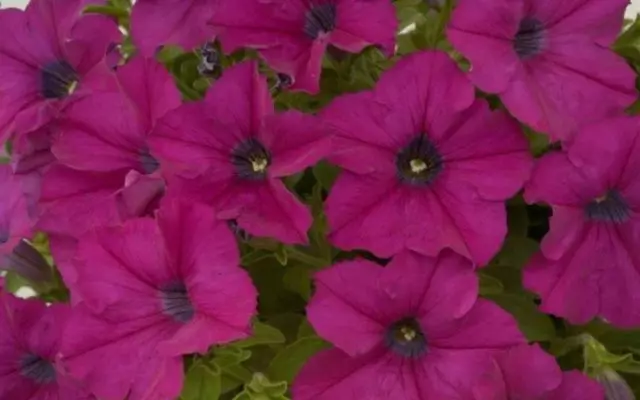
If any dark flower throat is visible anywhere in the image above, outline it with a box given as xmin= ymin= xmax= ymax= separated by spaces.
xmin=41 ymin=60 xmax=78 ymax=99
xmin=514 ymin=18 xmax=545 ymax=59
xmin=585 ymin=190 xmax=631 ymax=223
xmin=231 ymin=138 xmax=271 ymax=180
xmin=384 ymin=318 xmax=427 ymax=358
xmin=396 ymin=134 xmax=443 ymax=185
xmin=304 ymin=2 xmax=337 ymax=39
xmin=160 ymin=282 xmax=195 ymax=323
xmin=20 ymin=353 xmax=56 ymax=384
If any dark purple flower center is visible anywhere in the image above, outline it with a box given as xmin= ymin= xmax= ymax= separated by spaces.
xmin=396 ymin=134 xmax=443 ymax=185
xmin=585 ymin=190 xmax=631 ymax=223
xmin=139 ymin=149 xmax=160 ymax=174
xmin=40 ymin=60 xmax=79 ymax=99
xmin=304 ymin=2 xmax=337 ymax=39
xmin=514 ymin=18 xmax=545 ymax=59
xmin=231 ymin=138 xmax=271 ymax=180
xmin=384 ymin=318 xmax=427 ymax=358
xmin=160 ymin=282 xmax=195 ymax=323
xmin=19 ymin=353 xmax=56 ymax=384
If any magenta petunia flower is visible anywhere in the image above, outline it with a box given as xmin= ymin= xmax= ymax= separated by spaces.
xmin=211 ymin=0 xmax=398 ymax=93
xmin=131 ymin=0 xmax=218 ymax=56
xmin=60 ymin=199 xmax=257 ymax=400
xmin=0 ymin=165 xmax=33 ymax=256
xmin=149 ymin=60 xmax=331 ymax=244
xmin=321 ymin=50 xmax=532 ymax=265
xmin=524 ymin=116 xmax=640 ymax=327
xmin=447 ymin=0 xmax=636 ymax=141
xmin=0 ymin=0 xmax=121 ymax=139
xmin=292 ymin=250 xmax=526 ymax=399
xmin=471 ymin=343 xmax=603 ymax=399
xmin=0 ymin=289 xmax=92 ymax=400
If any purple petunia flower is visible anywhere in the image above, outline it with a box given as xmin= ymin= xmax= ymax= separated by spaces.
xmin=321 ymin=50 xmax=532 ymax=265
xmin=131 ymin=0 xmax=218 ymax=56
xmin=59 ymin=199 xmax=257 ymax=400
xmin=0 ymin=165 xmax=33 ymax=256
xmin=471 ymin=343 xmax=603 ymax=399
xmin=149 ymin=60 xmax=331 ymax=244
xmin=0 ymin=288 xmax=92 ymax=400
xmin=447 ymin=0 xmax=637 ymax=142
xmin=210 ymin=0 xmax=398 ymax=93
xmin=0 ymin=0 xmax=121 ymax=139
xmin=292 ymin=250 xmax=525 ymax=399
xmin=524 ymin=116 xmax=640 ymax=327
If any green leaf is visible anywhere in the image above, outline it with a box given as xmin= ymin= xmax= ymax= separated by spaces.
xmin=492 ymin=236 xmax=539 ymax=269
xmin=487 ymin=293 xmax=556 ymax=341
xmin=297 ymin=318 xmax=316 ymax=339
xmin=598 ymin=329 xmax=640 ymax=353
xmin=181 ymin=361 xmax=222 ymax=400
xmin=478 ymin=273 xmax=504 ymax=295
xmin=267 ymin=337 xmax=329 ymax=383
xmin=506 ymin=204 xmax=529 ymax=237
xmin=212 ymin=346 xmax=252 ymax=368
xmin=234 ymin=321 xmax=286 ymax=348
xmin=282 ymin=265 xmax=311 ymax=301
xmin=274 ymin=245 xmax=288 ymax=266
xmin=232 ymin=373 xmax=289 ymax=400
xmin=312 ymin=161 xmax=340 ymax=191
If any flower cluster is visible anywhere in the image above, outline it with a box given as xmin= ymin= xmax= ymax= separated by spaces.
xmin=0 ymin=0 xmax=636 ymax=398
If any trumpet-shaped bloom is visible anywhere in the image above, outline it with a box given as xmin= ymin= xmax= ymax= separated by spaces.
xmin=293 ymin=250 xmax=525 ymax=399
xmin=60 ymin=200 xmax=257 ymax=400
xmin=524 ymin=116 xmax=640 ymax=327
xmin=211 ymin=0 xmax=397 ymax=93
xmin=0 ymin=0 xmax=120 ymax=138
xmin=322 ymin=51 xmax=532 ymax=264
xmin=447 ymin=0 xmax=636 ymax=141
xmin=149 ymin=60 xmax=331 ymax=244
xmin=0 ymin=289 xmax=91 ymax=400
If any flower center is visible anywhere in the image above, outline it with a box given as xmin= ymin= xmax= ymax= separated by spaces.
xmin=139 ymin=149 xmax=160 ymax=174
xmin=585 ymin=190 xmax=631 ymax=223
xmin=160 ymin=282 xmax=195 ymax=323
xmin=19 ymin=353 xmax=56 ymax=384
xmin=514 ymin=18 xmax=546 ymax=59
xmin=396 ymin=134 xmax=443 ymax=185
xmin=40 ymin=60 xmax=79 ymax=99
xmin=304 ymin=2 xmax=337 ymax=39
xmin=231 ymin=138 xmax=271 ymax=180
xmin=384 ymin=318 xmax=427 ymax=358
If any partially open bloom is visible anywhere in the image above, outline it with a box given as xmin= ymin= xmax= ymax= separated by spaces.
xmin=293 ymin=250 xmax=525 ymax=399
xmin=471 ymin=344 xmax=603 ymax=399
xmin=0 ymin=0 xmax=121 ymax=138
xmin=322 ymin=50 xmax=532 ymax=265
xmin=149 ymin=60 xmax=331 ymax=244
xmin=131 ymin=0 xmax=218 ymax=55
xmin=0 ymin=165 xmax=32 ymax=256
xmin=524 ymin=116 xmax=640 ymax=327
xmin=60 ymin=200 xmax=257 ymax=400
xmin=447 ymin=0 xmax=636 ymax=141
xmin=0 ymin=289 xmax=91 ymax=400
xmin=211 ymin=0 xmax=397 ymax=93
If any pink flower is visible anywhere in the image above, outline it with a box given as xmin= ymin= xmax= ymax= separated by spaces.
xmin=149 ymin=60 xmax=331 ymax=244
xmin=131 ymin=0 xmax=218 ymax=56
xmin=471 ymin=343 xmax=603 ymax=399
xmin=0 ymin=290 xmax=92 ymax=400
xmin=322 ymin=51 xmax=532 ymax=265
xmin=60 ymin=199 xmax=257 ymax=400
xmin=293 ymin=250 xmax=525 ymax=399
xmin=211 ymin=0 xmax=397 ymax=93
xmin=0 ymin=0 xmax=121 ymax=139
xmin=0 ymin=165 xmax=32 ymax=256
xmin=524 ymin=116 xmax=640 ymax=327
xmin=447 ymin=0 xmax=636 ymax=142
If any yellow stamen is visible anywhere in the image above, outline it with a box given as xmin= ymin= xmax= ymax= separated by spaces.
xmin=409 ymin=159 xmax=428 ymax=174
xmin=67 ymin=80 xmax=78 ymax=95
xmin=251 ymin=157 xmax=268 ymax=172
xmin=594 ymin=194 xmax=608 ymax=203
xmin=400 ymin=326 xmax=416 ymax=342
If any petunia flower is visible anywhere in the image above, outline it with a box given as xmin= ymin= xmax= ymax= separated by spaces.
xmin=523 ymin=116 xmax=640 ymax=327
xmin=471 ymin=343 xmax=603 ymax=399
xmin=60 ymin=199 xmax=257 ymax=400
xmin=0 ymin=289 xmax=92 ymax=399
xmin=0 ymin=0 xmax=121 ymax=139
xmin=149 ymin=60 xmax=331 ymax=244
xmin=211 ymin=0 xmax=398 ymax=93
xmin=131 ymin=0 xmax=218 ymax=56
xmin=447 ymin=0 xmax=636 ymax=142
xmin=0 ymin=165 xmax=33 ymax=256
xmin=292 ymin=250 xmax=526 ymax=399
xmin=321 ymin=50 xmax=532 ymax=265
